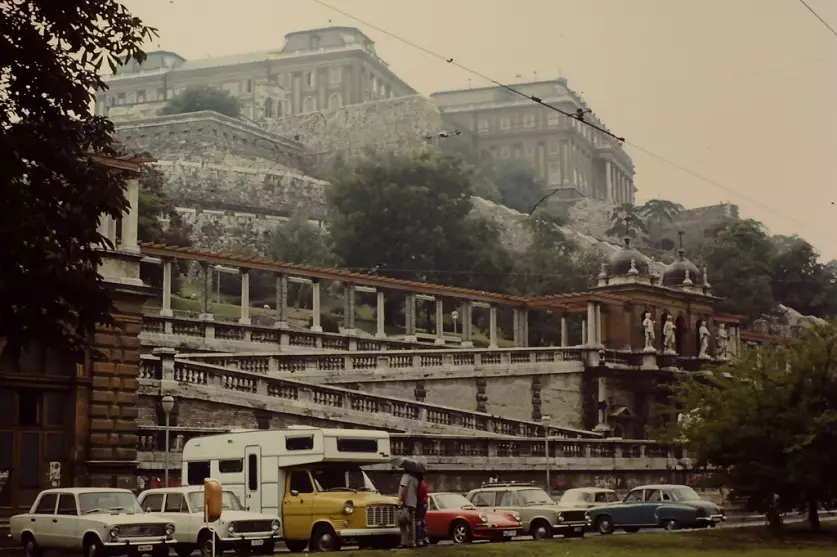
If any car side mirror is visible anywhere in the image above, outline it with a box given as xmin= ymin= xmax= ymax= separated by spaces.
xmin=290 ymin=490 xmax=299 ymax=497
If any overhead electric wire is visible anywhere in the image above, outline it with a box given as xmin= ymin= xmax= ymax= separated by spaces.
xmin=798 ymin=0 xmax=837 ymax=38
xmin=309 ymin=0 xmax=837 ymax=241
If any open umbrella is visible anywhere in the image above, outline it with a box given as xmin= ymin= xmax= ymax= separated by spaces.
xmin=390 ymin=456 xmax=426 ymax=475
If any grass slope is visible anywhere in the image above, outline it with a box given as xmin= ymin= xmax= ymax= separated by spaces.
xmin=343 ymin=524 xmax=837 ymax=557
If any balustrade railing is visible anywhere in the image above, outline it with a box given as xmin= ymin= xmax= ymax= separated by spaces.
xmin=140 ymin=356 xmax=597 ymax=439
xmin=141 ymin=314 xmax=436 ymax=352
xmin=136 ymin=426 xmax=683 ymax=463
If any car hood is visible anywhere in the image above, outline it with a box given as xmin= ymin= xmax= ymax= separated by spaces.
xmin=523 ymin=503 xmax=584 ymax=513
xmin=212 ymin=511 xmax=278 ymax=523
xmin=87 ymin=513 xmax=173 ymax=525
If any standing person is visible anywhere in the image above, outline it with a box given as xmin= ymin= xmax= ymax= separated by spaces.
xmin=397 ymin=470 xmax=418 ymax=548
xmin=415 ymin=473 xmax=429 ymax=547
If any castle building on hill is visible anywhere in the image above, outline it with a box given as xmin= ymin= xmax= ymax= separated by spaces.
xmin=96 ymin=27 xmax=415 ymax=123
xmin=431 ymin=80 xmax=635 ymax=205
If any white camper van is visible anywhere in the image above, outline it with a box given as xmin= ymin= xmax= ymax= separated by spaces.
xmin=180 ymin=427 xmax=400 ymax=552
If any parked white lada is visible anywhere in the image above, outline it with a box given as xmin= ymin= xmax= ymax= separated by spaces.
xmin=138 ymin=487 xmax=281 ymax=557
xmin=9 ymin=488 xmax=176 ymax=557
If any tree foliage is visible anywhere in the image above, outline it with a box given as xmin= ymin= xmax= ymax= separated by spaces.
xmin=606 ymin=203 xmax=648 ymax=241
xmin=639 ymin=199 xmax=683 ymax=248
xmin=770 ymin=235 xmax=836 ymax=317
xmin=268 ymin=216 xmax=334 ymax=267
xmin=0 ymin=0 xmax=155 ymax=357
xmin=491 ymin=159 xmax=546 ymax=214
xmin=657 ymin=322 xmax=837 ymax=531
xmin=160 ymin=85 xmax=241 ymax=119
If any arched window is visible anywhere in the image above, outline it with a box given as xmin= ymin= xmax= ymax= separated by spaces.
xmin=328 ymin=93 xmax=343 ymax=110
xmin=305 ymin=71 xmax=315 ymax=88
xmin=263 ymin=98 xmax=273 ymax=118
xmin=302 ymin=96 xmax=316 ymax=113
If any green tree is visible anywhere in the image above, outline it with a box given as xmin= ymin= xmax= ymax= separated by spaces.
xmin=492 ymin=159 xmax=545 ymax=214
xmin=606 ymin=203 xmax=648 ymax=242
xmin=703 ymin=219 xmax=776 ymax=321
xmin=268 ymin=216 xmax=334 ymax=267
xmin=0 ymin=0 xmax=155 ymax=359
xmin=770 ymin=235 xmax=834 ymax=317
xmin=640 ymin=199 xmax=683 ymax=248
xmin=160 ymin=85 xmax=241 ymax=119
xmin=436 ymin=135 xmax=501 ymax=202
xmin=658 ymin=322 xmax=837 ymax=532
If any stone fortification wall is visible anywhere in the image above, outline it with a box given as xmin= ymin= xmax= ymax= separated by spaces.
xmin=659 ymin=203 xmax=739 ymax=250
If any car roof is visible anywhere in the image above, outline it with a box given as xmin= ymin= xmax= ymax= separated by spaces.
xmin=469 ymin=485 xmax=540 ymax=492
xmin=429 ymin=492 xmax=466 ymax=497
xmin=38 ymin=488 xmax=134 ymax=495
xmin=631 ymin=484 xmax=688 ymax=490
xmin=564 ymin=487 xmax=616 ymax=494
xmin=139 ymin=487 xmax=204 ymax=495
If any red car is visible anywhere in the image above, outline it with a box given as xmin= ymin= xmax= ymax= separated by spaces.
xmin=426 ymin=492 xmax=523 ymax=544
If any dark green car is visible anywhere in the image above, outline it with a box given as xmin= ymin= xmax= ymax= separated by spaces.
xmin=585 ymin=484 xmax=725 ymax=535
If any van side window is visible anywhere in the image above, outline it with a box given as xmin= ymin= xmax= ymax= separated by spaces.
xmin=219 ymin=459 xmax=243 ymax=473
xmin=187 ymin=461 xmax=210 ymax=486
xmin=286 ymin=436 xmax=314 ymax=451
xmin=247 ymin=454 xmax=258 ymax=491
xmin=289 ymin=471 xmax=314 ymax=494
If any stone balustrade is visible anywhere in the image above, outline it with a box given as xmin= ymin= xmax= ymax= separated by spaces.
xmin=136 ymin=426 xmax=685 ymax=473
xmin=141 ymin=314 xmax=436 ymax=353
xmin=140 ymin=355 xmax=598 ymax=438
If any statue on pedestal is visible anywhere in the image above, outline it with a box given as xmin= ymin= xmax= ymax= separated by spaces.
xmin=642 ymin=312 xmax=656 ymax=352
xmin=717 ymin=323 xmax=729 ymax=359
xmin=663 ymin=315 xmax=676 ymax=354
xmin=698 ymin=320 xmax=711 ymax=359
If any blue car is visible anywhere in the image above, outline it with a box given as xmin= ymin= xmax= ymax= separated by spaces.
xmin=585 ymin=484 xmax=725 ymax=535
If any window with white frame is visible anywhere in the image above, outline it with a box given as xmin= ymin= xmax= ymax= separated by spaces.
xmin=330 ymin=67 xmax=342 ymax=84
xmin=523 ymin=113 xmax=535 ymax=128
xmin=548 ymin=141 xmax=560 ymax=155
xmin=500 ymin=146 xmax=510 ymax=158
xmin=478 ymin=119 xmax=489 ymax=133
xmin=302 ymin=96 xmax=317 ymax=113
xmin=500 ymin=117 xmax=511 ymax=131
xmin=548 ymin=112 xmax=559 ymax=126
xmin=328 ymin=93 xmax=343 ymax=110
xmin=524 ymin=144 xmax=535 ymax=158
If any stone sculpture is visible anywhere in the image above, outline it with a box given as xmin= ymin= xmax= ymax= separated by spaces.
xmin=698 ymin=320 xmax=711 ymax=359
xmin=717 ymin=323 xmax=729 ymax=359
xmin=663 ymin=315 xmax=676 ymax=354
xmin=642 ymin=312 xmax=656 ymax=352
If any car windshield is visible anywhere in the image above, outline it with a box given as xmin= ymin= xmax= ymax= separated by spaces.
xmin=560 ymin=491 xmax=590 ymax=503
xmin=434 ymin=494 xmax=475 ymax=510
xmin=311 ymin=464 xmax=376 ymax=492
xmin=516 ymin=489 xmax=554 ymax=506
xmin=188 ymin=491 xmax=244 ymax=512
xmin=670 ymin=487 xmax=702 ymax=502
xmin=78 ymin=492 xmax=143 ymax=514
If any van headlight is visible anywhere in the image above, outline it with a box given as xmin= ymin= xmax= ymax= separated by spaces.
xmin=343 ymin=501 xmax=354 ymax=515
xmin=165 ymin=524 xmax=175 ymax=537
xmin=109 ymin=526 xmax=120 ymax=540
xmin=271 ymin=520 xmax=280 ymax=532
xmin=228 ymin=522 xmax=236 ymax=534
xmin=478 ymin=514 xmax=488 ymax=523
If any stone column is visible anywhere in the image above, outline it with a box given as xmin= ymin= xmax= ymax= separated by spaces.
xmin=97 ymin=214 xmax=114 ymax=244
xmin=239 ymin=270 xmax=251 ymax=325
xmin=434 ymin=298 xmax=445 ymax=345
xmin=310 ymin=280 xmax=322 ymax=332
xmin=586 ymin=302 xmax=596 ymax=347
xmin=488 ymin=305 xmax=498 ymax=349
xmin=460 ymin=301 xmax=474 ymax=348
xmin=561 ymin=139 xmax=571 ymax=186
xmin=560 ymin=314 xmax=568 ymax=347
xmin=604 ymin=161 xmax=613 ymax=203
xmin=199 ymin=262 xmax=213 ymax=320
xmin=513 ymin=309 xmax=522 ymax=346
xmin=119 ymin=178 xmax=140 ymax=254
xmin=274 ymin=273 xmax=289 ymax=329
xmin=595 ymin=302 xmax=603 ymax=346
xmin=582 ymin=319 xmax=588 ymax=345
xmin=160 ymin=259 xmax=173 ymax=317
xmin=375 ymin=290 xmax=386 ymax=339
xmin=594 ymin=376 xmax=611 ymax=434
xmin=521 ymin=309 xmax=529 ymax=348
xmin=343 ymin=283 xmax=356 ymax=335
xmin=404 ymin=292 xmax=417 ymax=342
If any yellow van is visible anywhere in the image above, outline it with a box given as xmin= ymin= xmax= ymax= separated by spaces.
xmin=181 ymin=427 xmax=401 ymax=552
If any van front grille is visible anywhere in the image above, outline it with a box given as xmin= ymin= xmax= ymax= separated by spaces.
xmin=365 ymin=505 xmax=397 ymax=527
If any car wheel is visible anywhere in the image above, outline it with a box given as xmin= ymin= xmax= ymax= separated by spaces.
xmin=596 ymin=516 xmax=615 ymax=535
xmin=85 ymin=537 xmax=104 ymax=557
xmin=310 ymin=524 xmax=341 ymax=552
xmin=451 ymin=520 xmax=472 ymax=544
xmin=198 ymin=532 xmax=217 ymax=557
xmin=283 ymin=540 xmax=308 ymax=553
xmin=22 ymin=537 xmax=41 ymax=557
xmin=662 ymin=519 xmax=679 ymax=531
xmin=530 ymin=519 xmax=553 ymax=540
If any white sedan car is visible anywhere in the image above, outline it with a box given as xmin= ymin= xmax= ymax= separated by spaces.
xmin=138 ymin=487 xmax=281 ymax=557
xmin=9 ymin=488 xmax=176 ymax=557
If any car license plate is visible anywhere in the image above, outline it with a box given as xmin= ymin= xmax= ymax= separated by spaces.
xmin=137 ymin=545 xmax=153 ymax=553
xmin=573 ymin=527 xmax=582 ymax=533
xmin=503 ymin=530 xmax=515 ymax=537
xmin=251 ymin=540 xmax=264 ymax=547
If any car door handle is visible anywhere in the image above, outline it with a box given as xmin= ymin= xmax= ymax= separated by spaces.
xmin=30 ymin=519 xmax=35 ymax=523
xmin=52 ymin=519 xmax=58 ymax=523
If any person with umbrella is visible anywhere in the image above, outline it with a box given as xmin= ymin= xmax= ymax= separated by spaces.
xmin=391 ymin=457 xmax=425 ymax=549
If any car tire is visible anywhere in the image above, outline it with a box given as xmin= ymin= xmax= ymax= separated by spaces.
xmin=283 ymin=540 xmax=308 ymax=553
xmin=595 ymin=516 xmax=615 ymax=536
xmin=22 ymin=536 xmax=41 ymax=557
xmin=84 ymin=536 xmax=104 ymax=557
xmin=530 ymin=519 xmax=553 ymax=541
xmin=662 ymin=519 xmax=679 ymax=531
xmin=310 ymin=524 xmax=341 ymax=552
xmin=450 ymin=520 xmax=472 ymax=544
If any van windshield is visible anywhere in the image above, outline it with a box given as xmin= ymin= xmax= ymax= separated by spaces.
xmin=311 ymin=465 xmax=376 ymax=493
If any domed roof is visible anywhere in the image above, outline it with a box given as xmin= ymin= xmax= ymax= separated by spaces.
xmin=662 ymin=249 xmax=702 ymax=287
xmin=608 ymin=237 xmax=650 ymax=277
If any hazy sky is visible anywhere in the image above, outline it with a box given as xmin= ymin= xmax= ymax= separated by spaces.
xmin=122 ymin=0 xmax=837 ymax=258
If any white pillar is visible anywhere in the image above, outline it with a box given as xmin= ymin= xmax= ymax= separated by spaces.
xmin=160 ymin=259 xmax=173 ymax=317
xmin=604 ymin=161 xmax=613 ymax=202
xmin=595 ymin=303 xmax=602 ymax=346
xmin=239 ymin=270 xmax=251 ymax=325
xmin=120 ymin=178 xmax=140 ymax=253
xmin=274 ymin=273 xmax=289 ymax=329
xmin=343 ymin=284 xmax=356 ymax=335
xmin=513 ymin=309 xmax=521 ymax=346
xmin=199 ymin=262 xmax=213 ymax=321
xmin=310 ymin=280 xmax=322 ymax=332
xmin=586 ymin=302 xmax=596 ymax=347
xmin=375 ymin=290 xmax=386 ymax=339
xmin=582 ymin=319 xmax=588 ymax=345
xmin=434 ymin=299 xmax=445 ymax=345
xmin=488 ymin=306 xmax=498 ymax=349
xmin=461 ymin=302 xmax=474 ymax=348
xmin=560 ymin=314 xmax=568 ymax=347
xmin=405 ymin=292 xmax=417 ymax=342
